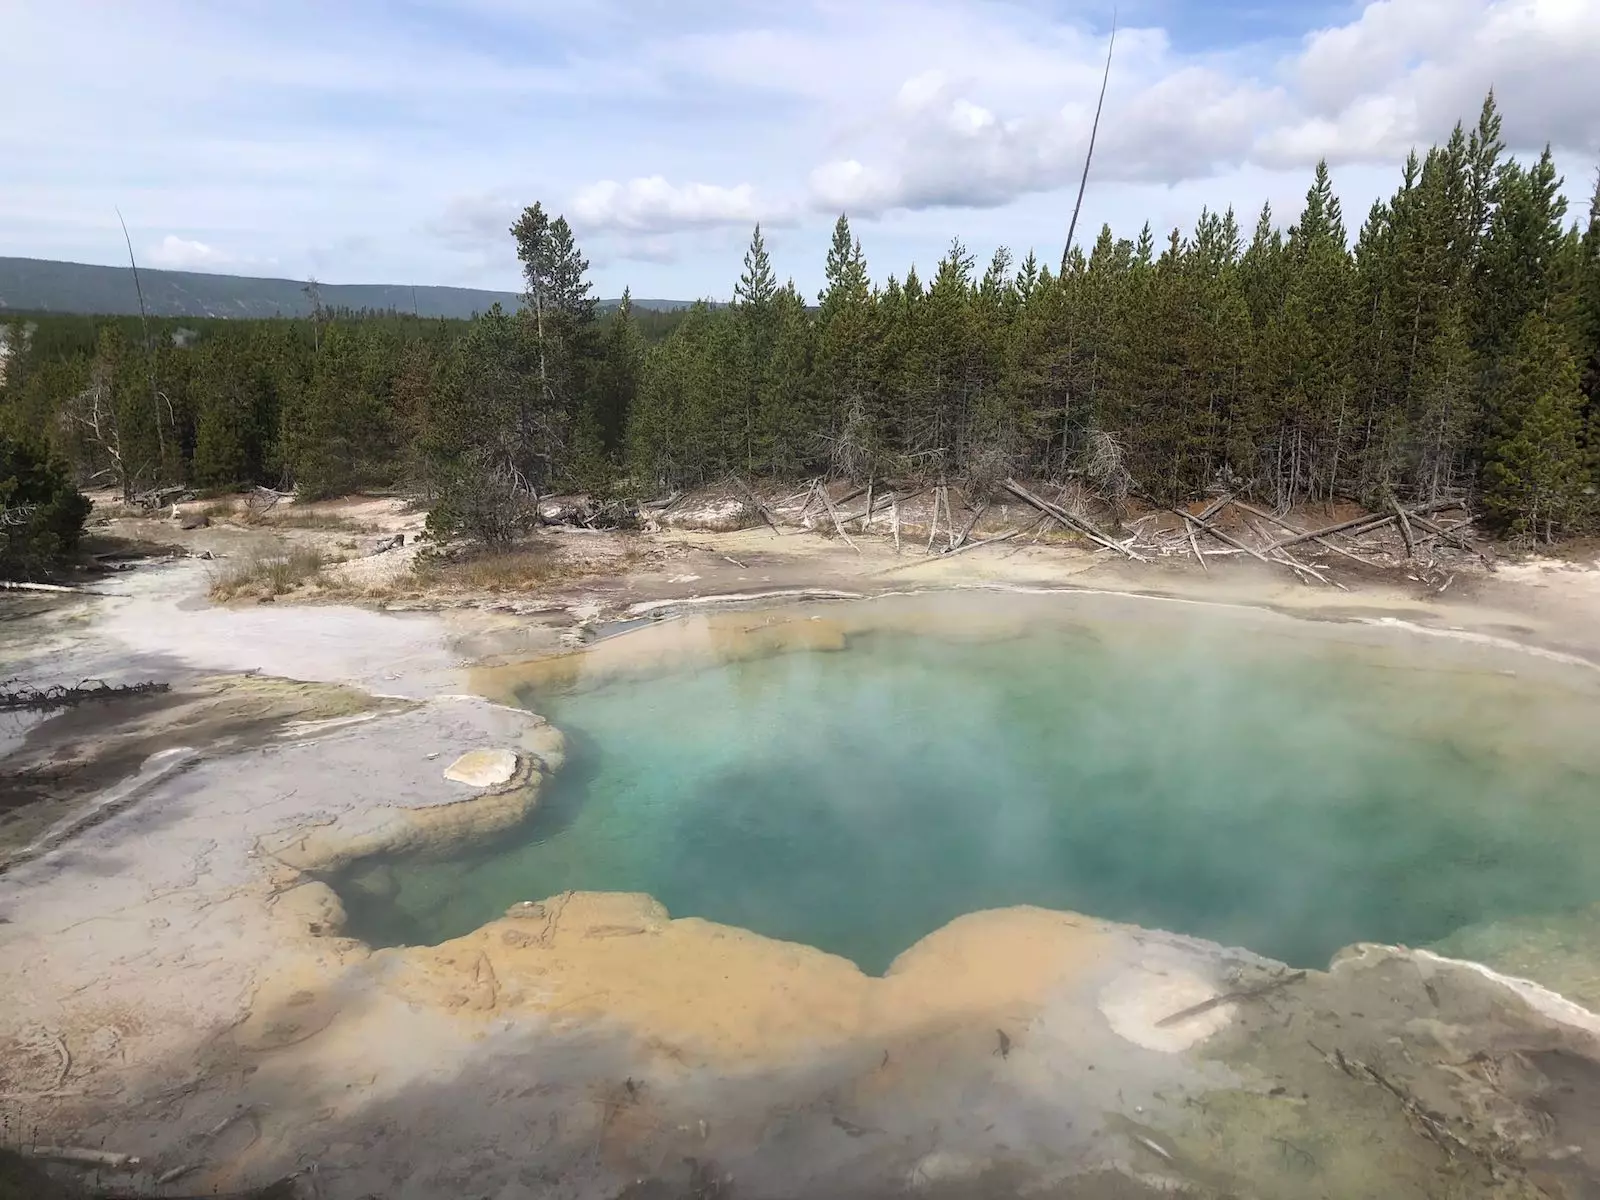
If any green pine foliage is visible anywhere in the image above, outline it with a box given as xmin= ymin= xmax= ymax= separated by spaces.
xmin=3 ymin=93 xmax=1599 ymax=544
xmin=0 ymin=432 xmax=92 ymax=579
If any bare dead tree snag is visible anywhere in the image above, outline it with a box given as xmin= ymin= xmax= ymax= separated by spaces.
xmin=117 ymin=207 xmax=167 ymax=478
xmin=1062 ymin=9 xmax=1118 ymax=273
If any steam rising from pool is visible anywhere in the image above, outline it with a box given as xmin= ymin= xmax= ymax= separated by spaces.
xmin=335 ymin=601 xmax=1600 ymax=972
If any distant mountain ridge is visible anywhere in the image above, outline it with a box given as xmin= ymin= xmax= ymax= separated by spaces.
xmin=0 ymin=257 xmax=690 ymax=320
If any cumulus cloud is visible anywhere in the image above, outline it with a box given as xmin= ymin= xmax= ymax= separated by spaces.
xmin=568 ymin=176 xmax=776 ymax=234
xmin=800 ymin=0 xmax=1600 ymax=218
xmin=145 ymin=235 xmax=231 ymax=270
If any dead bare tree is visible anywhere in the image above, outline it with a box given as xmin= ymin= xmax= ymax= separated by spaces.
xmin=1080 ymin=428 xmax=1133 ymax=522
xmin=116 ymin=208 xmax=170 ymax=480
xmin=1061 ymin=9 xmax=1118 ymax=272
xmin=72 ymin=369 xmax=129 ymax=498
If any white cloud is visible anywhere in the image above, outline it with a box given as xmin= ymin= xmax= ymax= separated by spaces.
xmin=568 ymin=177 xmax=776 ymax=234
xmin=2 ymin=0 xmax=1596 ymax=298
xmin=145 ymin=235 xmax=231 ymax=270
xmin=795 ymin=0 xmax=1600 ymax=218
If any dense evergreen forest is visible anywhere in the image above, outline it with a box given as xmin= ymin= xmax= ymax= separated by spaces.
xmin=2 ymin=96 xmax=1598 ymax=546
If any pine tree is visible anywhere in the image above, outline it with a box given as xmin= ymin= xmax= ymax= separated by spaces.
xmin=1482 ymin=313 xmax=1588 ymax=539
xmin=595 ymin=290 xmax=643 ymax=457
xmin=734 ymin=226 xmax=780 ymax=473
xmin=509 ymin=202 xmax=599 ymax=484
xmin=815 ymin=215 xmax=876 ymax=478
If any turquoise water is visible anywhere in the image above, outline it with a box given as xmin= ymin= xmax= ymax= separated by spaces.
xmin=336 ymin=608 xmax=1600 ymax=972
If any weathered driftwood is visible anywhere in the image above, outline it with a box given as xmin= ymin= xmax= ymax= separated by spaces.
xmin=0 ymin=678 xmax=170 ymax=713
xmin=1004 ymin=479 xmax=1137 ymax=559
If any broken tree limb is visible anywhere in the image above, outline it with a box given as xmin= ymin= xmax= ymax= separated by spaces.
xmin=862 ymin=479 xmax=874 ymax=531
xmin=816 ymin=482 xmax=861 ymax=554
xmin=926 ymin=486 xmax=942 ymax=555
xmin=1004 ymin=479 xmax=1138 ymax=559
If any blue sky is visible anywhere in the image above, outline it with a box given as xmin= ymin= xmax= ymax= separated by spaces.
xmin=3 ymin=0 xmax=1597 ymax=300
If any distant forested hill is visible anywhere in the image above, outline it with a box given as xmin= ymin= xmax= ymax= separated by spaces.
xmin=0 ymin=257 xmax=687 ymax=319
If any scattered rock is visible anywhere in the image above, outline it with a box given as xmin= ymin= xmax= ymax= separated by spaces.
xmin=443 ymin=748 xmax=520 ymax=789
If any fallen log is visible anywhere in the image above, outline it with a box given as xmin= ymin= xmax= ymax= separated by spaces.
xmin=0 ymin=580 xmax=83 ymax=593
xmin=1408 ymin=512 xmax=1491 ymax=564
xmin=1173 ymin=506 xmax=1272 ymax=567
xmin=1187 ymin=521 xmax=1207 ymax=572
xmin=731 ymin=476 xmax=784 ymax=536
xmin=1392 ymin=500 xmax=1416 ymax=559
xmin=1268 ymin=498 xmax=1459 ymax=552
xmin=1230 ymin=500 xmax=1386 ymax=569
xmin=815 ymin=481 xmax=861 ymax=553
xmin=1004 ymin=479 xmax=1138 ymax=559
xmin=953 ymin=500 xmax=990 ymax=550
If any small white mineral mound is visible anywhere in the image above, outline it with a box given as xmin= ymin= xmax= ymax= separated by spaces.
xmin=443 ymin=748 xmax=520 ymax=789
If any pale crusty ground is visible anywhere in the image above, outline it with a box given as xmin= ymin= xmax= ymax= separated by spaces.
xmin=2 ymin=494 xmax=1599 ymax=1197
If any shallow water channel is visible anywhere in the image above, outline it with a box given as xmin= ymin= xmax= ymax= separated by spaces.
xmin=336 ymin=597 xmax=1600 ymax=972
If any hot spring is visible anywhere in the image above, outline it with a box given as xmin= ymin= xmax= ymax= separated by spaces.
xmin=334 ymin=594 xmax=1600 ymax=973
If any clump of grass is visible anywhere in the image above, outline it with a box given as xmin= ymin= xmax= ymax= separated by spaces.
xmin=209 ymin=546 xmax=328 ymax=600
xmin=267 ymin=511 xmax=379 ymax=533
xmin=412 ymin=545 xmax=569 ymax=593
